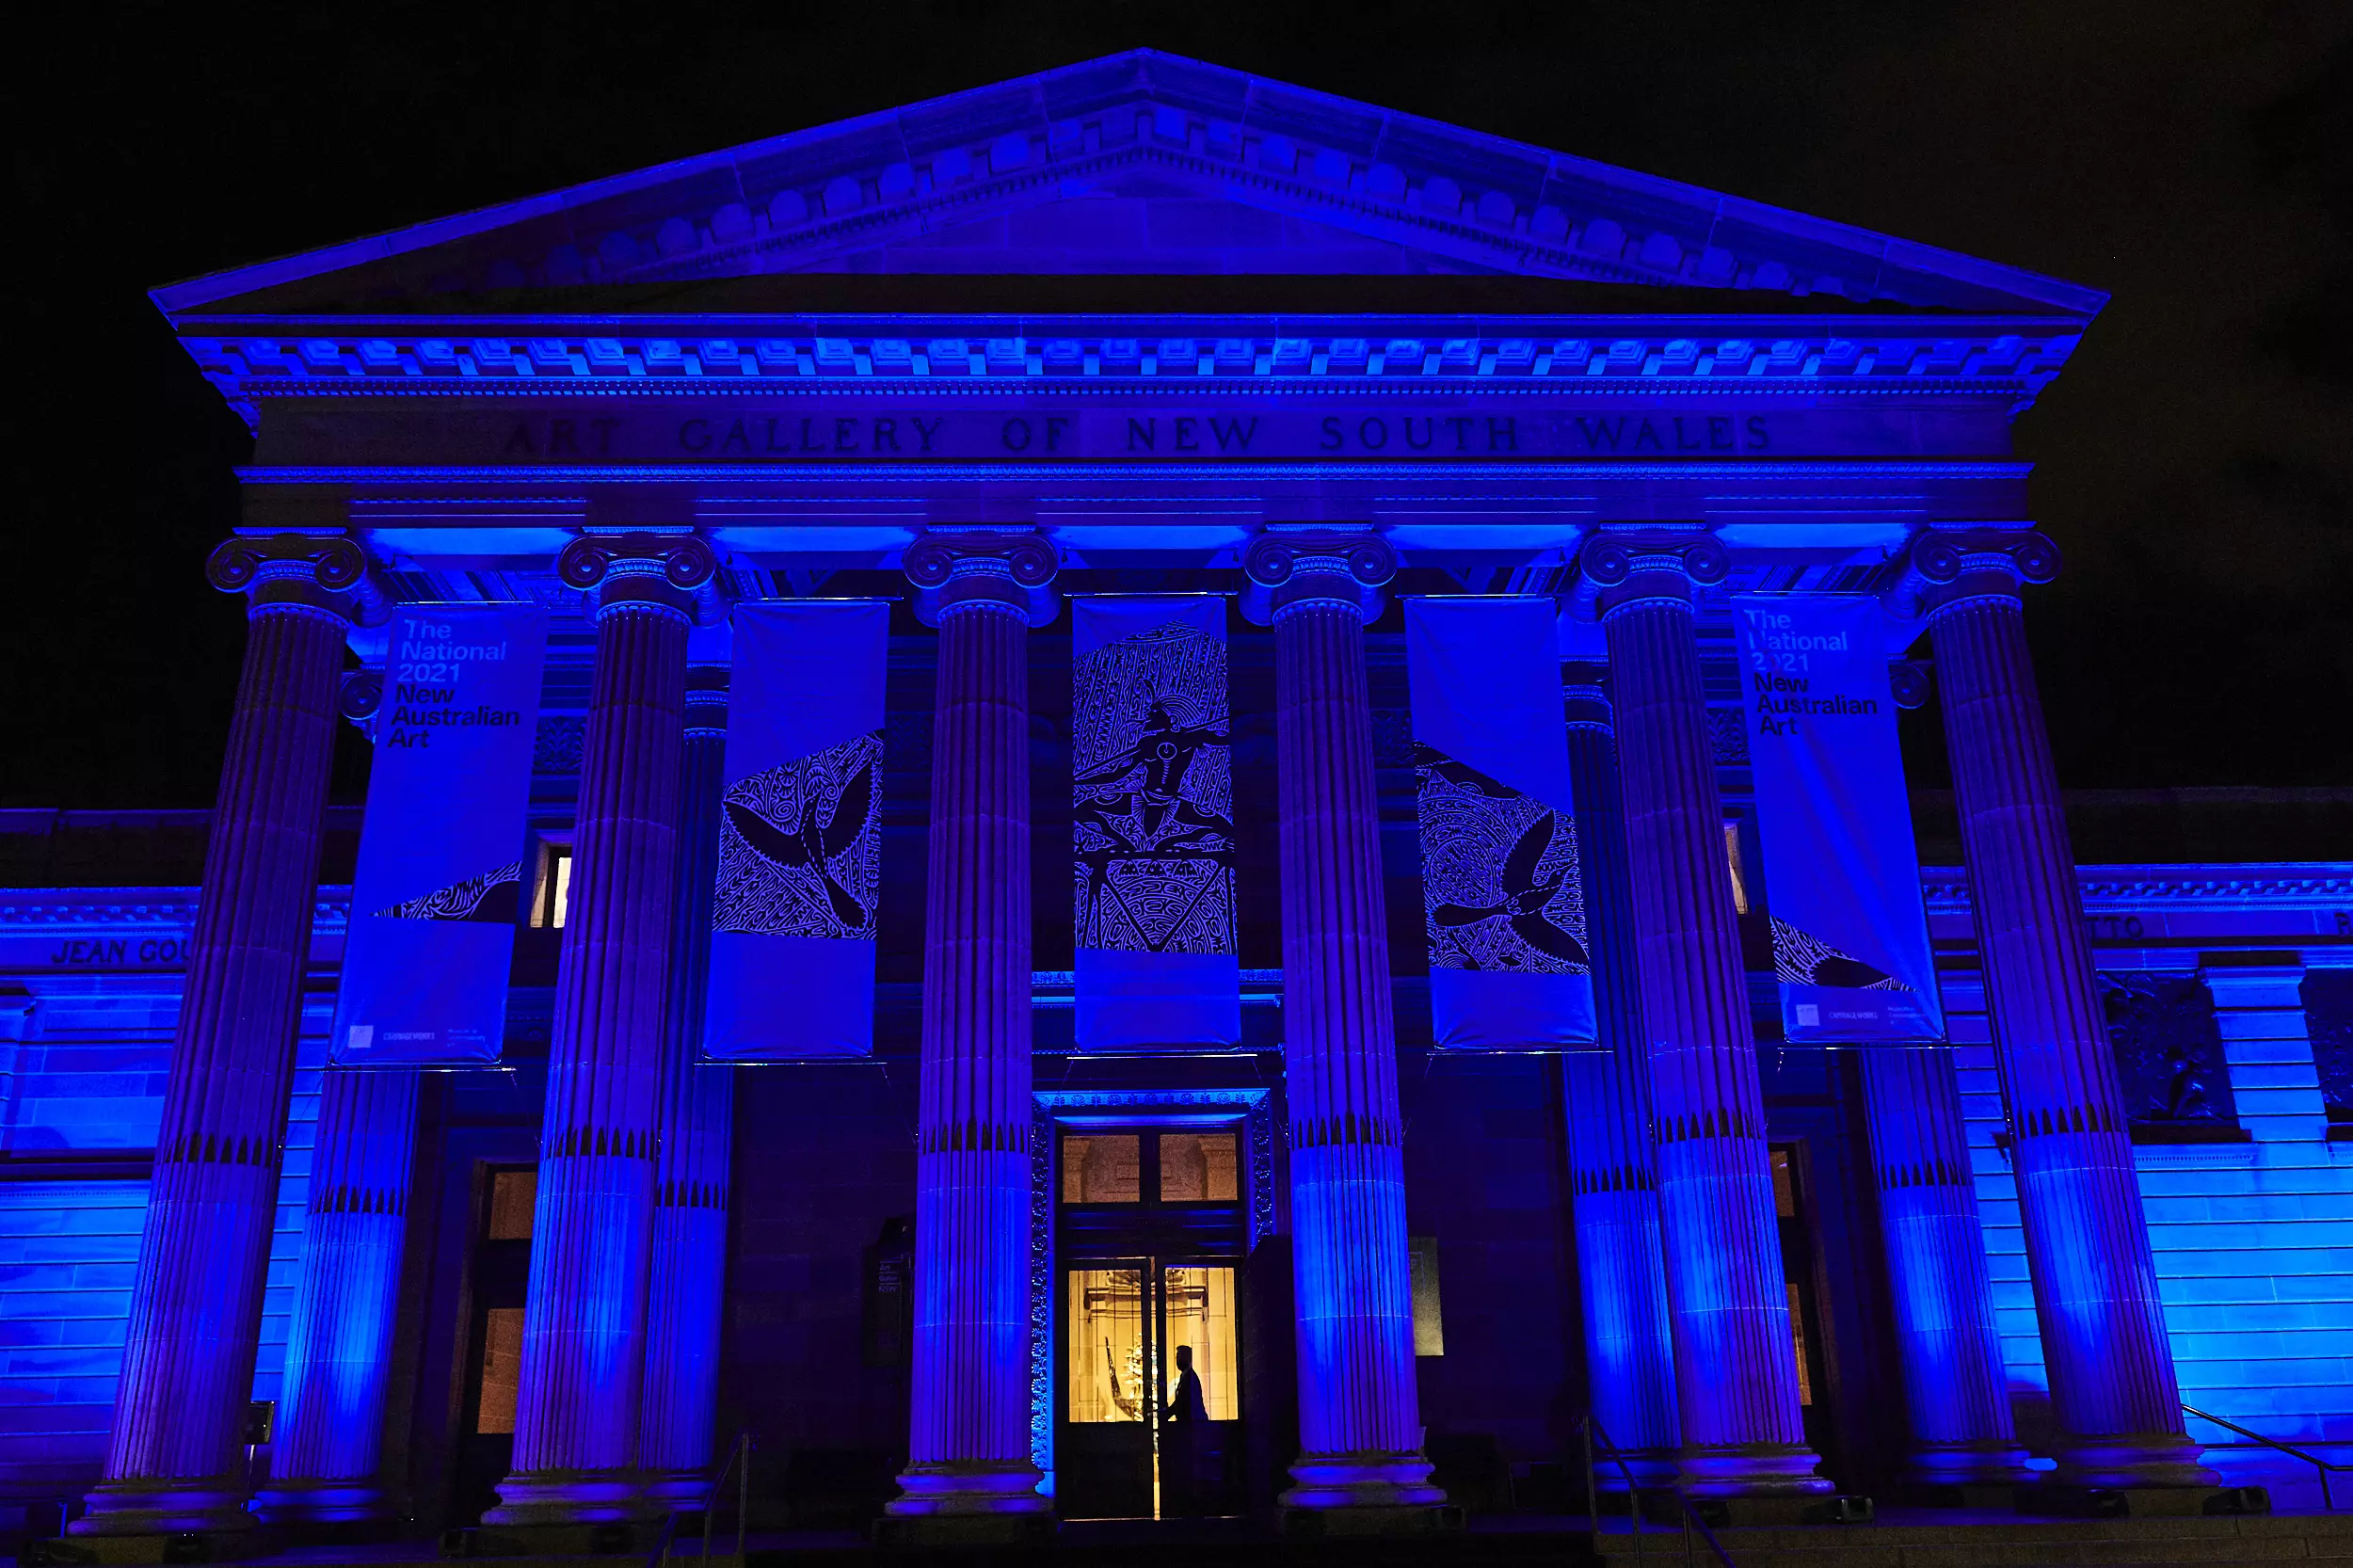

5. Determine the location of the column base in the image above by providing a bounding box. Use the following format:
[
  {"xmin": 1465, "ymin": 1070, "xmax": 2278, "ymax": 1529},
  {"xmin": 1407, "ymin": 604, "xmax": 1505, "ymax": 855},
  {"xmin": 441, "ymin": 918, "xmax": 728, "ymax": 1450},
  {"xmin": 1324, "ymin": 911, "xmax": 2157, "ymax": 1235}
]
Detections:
[
  {"xmin": 882, "ymin": 1461, "xmax": 1049, "ymax": 1520},
  {"xmin": 1593, "ymin": 1449, "xmax": 1680, "ymax": 1494},
  {"xmin": 248, "ymin": 1481, "xmax": 398, "ymax": 1527},
  {"xmin": 1898, "ymin": 1440, "xmax": 2038, "ymax": 1490},
  {"xmin": 1279, "ymin": 1451, "xmax": 1447, "ymax": 1512},
  {"xmin": 1675, "ymin": 1444, "xmax": 1834, "ymax": 1498},
  {"xmin": 481, "ymin": 1470, "xmax": 658, "ymax": 1528},
  {"xmin": 2047, "ymin": 1432, "xmax": 2219, "ymax": 1490},
  {"xmin": 69, "ymin": 1480, "xmax": 256, "ymax": 1539},
  {"xmin": 640, "ymin": 1472, "xmax": 712, "ymax": 1510}
]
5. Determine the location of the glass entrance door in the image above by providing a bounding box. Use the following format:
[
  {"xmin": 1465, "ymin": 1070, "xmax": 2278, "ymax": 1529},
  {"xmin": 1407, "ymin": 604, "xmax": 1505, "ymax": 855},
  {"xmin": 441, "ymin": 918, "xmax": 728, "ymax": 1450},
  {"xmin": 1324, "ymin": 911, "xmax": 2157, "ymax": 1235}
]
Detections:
[
  {"xmin": 1054, "ymin": 1125, "xmax": 1247, "ymax": 1520},
  {"xmin": 1059, "ymin": 1260, "xmax": 1241, "ymax": 1519}
]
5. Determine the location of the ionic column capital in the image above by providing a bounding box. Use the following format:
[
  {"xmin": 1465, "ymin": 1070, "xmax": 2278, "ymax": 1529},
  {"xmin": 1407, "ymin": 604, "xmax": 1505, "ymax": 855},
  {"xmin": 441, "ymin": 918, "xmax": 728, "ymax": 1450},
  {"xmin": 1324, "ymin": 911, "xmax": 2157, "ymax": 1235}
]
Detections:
[
  {"xmin": 904, "ymin": 528, "xmax": 1059, "ymax": 626},
  {"xmin": 206, "ymin": 534, "xmax": 385, "ymax": 624},
  {"xmin": 1240, "ymin": 528, "xmax": 1396, "ymax": 624},
  {"xmin": 557, "ymin": 532, "xmax": 718, "ymax": 622},
  {"xmin": 338, "ymin": 670, "xmax": 384, "ymax": 742},
  {"xmin": 1574, "ymin": 530, "xmax": 1730, "ymax": 620},
  {"xmin": 1888, "ymin": 659, "xmax": 1934, "ymax": 710},
  {"xmin": 1897, "ymin": 528, "xmax": 2062, "ymax": 621}
]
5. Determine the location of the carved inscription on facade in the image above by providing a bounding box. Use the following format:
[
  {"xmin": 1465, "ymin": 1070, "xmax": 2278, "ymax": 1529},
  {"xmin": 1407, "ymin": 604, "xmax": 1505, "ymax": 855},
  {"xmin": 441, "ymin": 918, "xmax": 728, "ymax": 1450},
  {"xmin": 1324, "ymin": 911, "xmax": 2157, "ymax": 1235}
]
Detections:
[{"xmin": 262, "ymin": 402, "xmax": 2009, "ymax": 465}]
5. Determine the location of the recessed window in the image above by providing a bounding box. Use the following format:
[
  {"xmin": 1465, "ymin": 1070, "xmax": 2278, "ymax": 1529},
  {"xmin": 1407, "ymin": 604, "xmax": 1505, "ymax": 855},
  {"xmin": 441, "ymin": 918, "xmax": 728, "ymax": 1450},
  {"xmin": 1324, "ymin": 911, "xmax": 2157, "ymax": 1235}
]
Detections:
[
  {"xmin": 532, "ymin": 842, "xmax": 573, "ymax": 928},
  {"xmin": 476, "ymin": 1307, "xmax": 524, "ymax": 1433},
  {"xmin": 487, "ymin": 1167, "xmax": 536, "ymax": 1240},
  {"xmin": 1410, "ymin": 1235, "xmax": 1445, "ymax": 1356},
  {"xmin": 1062, "ymin": 1134, "xmax": 1141, "ymax": 1204},
  {"xmin": 1770, "ymin": 1147, "xmax": 1798, "ymax": 1219},
  {"xmin": 1159, "ymin": 1132, "xmax": 1239, "ymax": 1202},
  {"xmin": 1725, "ymin": 822, "xmax": 1750, "ymax": 916}
]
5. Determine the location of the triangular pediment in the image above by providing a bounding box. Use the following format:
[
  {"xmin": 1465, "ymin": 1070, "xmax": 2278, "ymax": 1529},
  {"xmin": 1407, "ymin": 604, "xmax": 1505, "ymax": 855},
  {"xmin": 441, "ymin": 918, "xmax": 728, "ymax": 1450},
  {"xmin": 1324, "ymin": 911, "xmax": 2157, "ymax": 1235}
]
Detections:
[{"xmin": 155, "ymin": 49, "xmax": 2101, "ymax": 319}]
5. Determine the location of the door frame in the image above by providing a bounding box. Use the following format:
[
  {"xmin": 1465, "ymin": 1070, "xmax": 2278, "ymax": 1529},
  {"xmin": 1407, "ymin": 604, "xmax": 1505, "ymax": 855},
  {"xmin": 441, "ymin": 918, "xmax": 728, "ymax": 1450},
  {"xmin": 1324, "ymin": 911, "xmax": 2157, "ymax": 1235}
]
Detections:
[{"xmin": 1030, "ymin": 1090, "xmax": 1275, "ymax": 1507}]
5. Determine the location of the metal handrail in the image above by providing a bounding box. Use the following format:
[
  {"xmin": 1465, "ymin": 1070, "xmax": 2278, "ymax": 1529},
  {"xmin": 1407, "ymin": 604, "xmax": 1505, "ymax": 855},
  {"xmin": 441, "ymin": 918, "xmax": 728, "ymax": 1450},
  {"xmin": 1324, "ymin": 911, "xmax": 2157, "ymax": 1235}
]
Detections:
[
  {"xmin": 1579, "ymin": 1413, "xmax": 1737, "ymax": 1568},
  {"xmin": 702, "ymin": 1429, "xmax": 755, "ymax": 1561},
  {"xmin": 1578, "ymin": 1411, "xmax": 1648, "ymax": 1568},
  {"xmin": 643, "ymin": 1507, "xmax": 680, "ymax": 1568},
  {"xmin": 2184, "ymin": 1401, "xmax": 2345, "ymax": 1512},
  {"xmin": 648, "ymin": 1431, "xmax": 755, "ymax": 1568},
  {"xmin": 1670, "ymin": 1493, "xmax": 1740, "ymax": 1568}
]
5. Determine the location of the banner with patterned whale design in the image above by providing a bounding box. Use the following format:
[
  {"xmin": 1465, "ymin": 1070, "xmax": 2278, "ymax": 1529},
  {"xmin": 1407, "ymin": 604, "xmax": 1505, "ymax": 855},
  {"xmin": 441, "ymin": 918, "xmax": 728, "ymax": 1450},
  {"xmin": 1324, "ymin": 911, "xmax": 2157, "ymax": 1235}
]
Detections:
[
  {"xmin": 1405, "ymin": 597, "xmax": 1598, "ymax": 1049},
  {"xmin": 1733, "ymin": 595, "xmax": 1944, "ymax": 1043},
  {"xmin": 1072, "ymin": 596, "xmax": 1240, "ymax": 1049},
  {"xmin": 331, "ymin": 603, "xmax": 547, "ymax": 1065},
  {"xmin": 703, "ymin": 600, "xmax": 888, "ymax": 1059}
]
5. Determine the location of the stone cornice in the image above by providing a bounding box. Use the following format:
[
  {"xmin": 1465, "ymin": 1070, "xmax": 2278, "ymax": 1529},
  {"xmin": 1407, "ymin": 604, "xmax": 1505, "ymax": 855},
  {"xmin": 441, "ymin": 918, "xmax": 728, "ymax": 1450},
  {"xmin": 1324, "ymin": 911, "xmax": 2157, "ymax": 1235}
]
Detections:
[
  {"xmin": 185, "ymin": 325, "xmax": 2078, "ymax": 401},
  {"xmin": 0, "ymin": 888, "xmax": 352, "ymax": 930},
  {"xmin": 1923, "ymin": 865, "xmax": 2353, "ymax": 912}
]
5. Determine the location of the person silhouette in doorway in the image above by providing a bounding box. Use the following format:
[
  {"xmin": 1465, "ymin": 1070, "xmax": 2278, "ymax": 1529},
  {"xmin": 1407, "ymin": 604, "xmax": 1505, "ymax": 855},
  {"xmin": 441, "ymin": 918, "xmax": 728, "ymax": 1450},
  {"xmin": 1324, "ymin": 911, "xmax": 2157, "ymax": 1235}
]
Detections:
[{"xmin": 1163, "ymin": 1343, "xmax": 1211, "ymax": 1515}]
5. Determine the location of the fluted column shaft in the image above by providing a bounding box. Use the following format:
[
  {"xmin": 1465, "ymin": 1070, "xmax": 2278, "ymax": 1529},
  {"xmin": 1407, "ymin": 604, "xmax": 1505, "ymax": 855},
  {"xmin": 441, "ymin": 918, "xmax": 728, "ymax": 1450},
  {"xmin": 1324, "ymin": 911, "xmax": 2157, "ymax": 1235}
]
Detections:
[
  {"xmin": 1859, "ymin": 1047, "xmax": 2028, "ymax": 1485},
  {"xmin": 1561, "ymin": 675, "xmax": 1681, "ymax": 1486},
  {"xmin": 640, "ymin": 676, "xmax": 734, "ymax": 1499},
  {"xmin": 888, "ymin": 536, "xmax": 1054, "ymax": 1525},
  {"xmin": 79, "ymin": 541, "xmax": 359, "ymax": 1537},
  {"xmin": 490, "ymin": 536, "xmax": 711, "ymax": 1528},
  {"xmin": 1928, "ymin": 551, "xmax": 2207, "ymax": 1488},
  {"xmin": 259, "ymin": 1066, "xmax": 422, "ymax": 1520},
  {"xmin": 1241, "ymin": 535, "xmax": 1439, "ymax": 1516},
  {"xmin": 1594, "ymin": 546, "xmax": 1824, "ymax": 1498}
]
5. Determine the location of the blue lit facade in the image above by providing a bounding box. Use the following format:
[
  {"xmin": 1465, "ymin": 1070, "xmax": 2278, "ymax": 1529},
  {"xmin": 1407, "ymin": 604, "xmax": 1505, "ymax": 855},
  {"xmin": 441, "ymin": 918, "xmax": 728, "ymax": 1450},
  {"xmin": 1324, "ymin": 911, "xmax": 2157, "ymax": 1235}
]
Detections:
[{"xmin": 3, "ymin": 50, "xmax": 2350, "ymax": 1540}]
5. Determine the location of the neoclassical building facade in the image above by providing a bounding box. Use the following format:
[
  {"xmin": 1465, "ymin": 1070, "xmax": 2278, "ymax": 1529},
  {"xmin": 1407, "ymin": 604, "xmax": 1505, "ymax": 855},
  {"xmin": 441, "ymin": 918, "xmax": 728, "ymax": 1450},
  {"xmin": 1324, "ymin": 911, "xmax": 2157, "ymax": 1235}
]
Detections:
[{"xmin": 3, "ymin": 50, "xmax": 2350, "ymax": 1548}]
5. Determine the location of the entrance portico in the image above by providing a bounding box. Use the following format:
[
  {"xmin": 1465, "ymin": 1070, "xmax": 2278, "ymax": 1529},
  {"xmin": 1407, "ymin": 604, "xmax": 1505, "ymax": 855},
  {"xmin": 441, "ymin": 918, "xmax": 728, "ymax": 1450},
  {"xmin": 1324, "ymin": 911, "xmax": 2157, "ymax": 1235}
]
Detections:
[{"xmin": 69, "ymin": 47, "xmax": 2233, "ymax": 1551}]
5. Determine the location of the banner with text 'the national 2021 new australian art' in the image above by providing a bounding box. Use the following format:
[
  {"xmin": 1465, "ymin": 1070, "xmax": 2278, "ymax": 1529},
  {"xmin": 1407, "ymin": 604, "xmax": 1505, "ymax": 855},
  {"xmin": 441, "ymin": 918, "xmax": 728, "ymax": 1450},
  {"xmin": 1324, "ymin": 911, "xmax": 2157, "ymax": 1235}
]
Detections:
[
  {"xmin": 1733, "ymin": 595, "xmax": 1944, "ymax": 1044},
  {"xmin": 332, "ymin": 603, "xmax": 546, "ymax": 1066},
  {"xmin": 703, "ymin": 600, "xmax": 888, "ymax": 1060},
  {"xmin": 1405, "ymin": 596, "xmax": 1597, "ymax": 1049},
  {"xmin": 1071, "ymin": 595, "xmax": 1240, "ymax": 1050}
]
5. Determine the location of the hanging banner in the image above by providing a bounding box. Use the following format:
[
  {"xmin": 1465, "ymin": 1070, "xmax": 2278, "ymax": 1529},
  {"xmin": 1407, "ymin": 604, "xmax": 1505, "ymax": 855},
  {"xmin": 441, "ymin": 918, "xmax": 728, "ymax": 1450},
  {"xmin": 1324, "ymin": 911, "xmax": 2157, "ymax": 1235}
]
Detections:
[
  {"xmin": 1072, "ymin": 596, "xmax": 1239, "ymax": 1049},
  {"xmin": 704, "ymin": 600, "xmax": 888, "ymax": 1059},
  {"xmin": 1405, "ymin": 598, "xmax": 1597, "ymax": 1048},
  {"xmin": 331, "ymin": 604, "xmax": 546, "ymax": 1065},
  {"xmin": 1734, "ymin": 596, "xmax": 1945, "ymax": 1043}
]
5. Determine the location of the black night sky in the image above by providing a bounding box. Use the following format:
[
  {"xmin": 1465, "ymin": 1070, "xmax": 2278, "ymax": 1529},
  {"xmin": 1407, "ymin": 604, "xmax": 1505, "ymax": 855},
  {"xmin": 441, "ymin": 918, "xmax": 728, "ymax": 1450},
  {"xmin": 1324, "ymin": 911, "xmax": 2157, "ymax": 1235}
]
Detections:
[{"xmin": 11, "ymin": 1, "xmax": 2349, "ymax": 809}]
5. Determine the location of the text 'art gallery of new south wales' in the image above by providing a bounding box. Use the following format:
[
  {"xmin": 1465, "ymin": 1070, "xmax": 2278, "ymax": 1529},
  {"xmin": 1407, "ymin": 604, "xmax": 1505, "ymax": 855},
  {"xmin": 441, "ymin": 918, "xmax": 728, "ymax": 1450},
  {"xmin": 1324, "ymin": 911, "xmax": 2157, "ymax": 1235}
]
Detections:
[{"xmin": 9, "ymin": 49, "xmax": 2353, "ymax": 1557}]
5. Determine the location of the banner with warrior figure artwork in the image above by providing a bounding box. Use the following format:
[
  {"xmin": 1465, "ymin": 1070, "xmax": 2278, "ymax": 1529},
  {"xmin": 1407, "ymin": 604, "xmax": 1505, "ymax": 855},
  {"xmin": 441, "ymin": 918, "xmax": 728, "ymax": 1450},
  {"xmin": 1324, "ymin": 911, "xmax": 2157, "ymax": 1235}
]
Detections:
[
  {"xmin": 331, "ymin": 604, "xmax": 546, "ymax": 1065},
  {"xmin": 1072, "ymin": 596, "xmax": 1240, "ymax": 1050},
  {"xmin": 1405, "ymin": 598, "xmax": 1597, "ymax": 1048},
  {"xmin": 1734, "ymin": 596, "xmax": 1944, "ymax": 1043},
  {"xmin": 703, "ymin": 600, "xmax": 888, "ymax": 1059}
]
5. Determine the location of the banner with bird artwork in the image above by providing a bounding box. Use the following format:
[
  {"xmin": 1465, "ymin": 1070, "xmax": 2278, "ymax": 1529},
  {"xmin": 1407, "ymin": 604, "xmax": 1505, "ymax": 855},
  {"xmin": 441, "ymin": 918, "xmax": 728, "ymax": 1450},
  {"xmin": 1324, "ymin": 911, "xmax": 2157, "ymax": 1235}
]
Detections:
[
  {"xmin": 331, "ymin": 603, "xmax": 547, "ymax": 1065},
  {"xmin": 703, "ymin": 600, "xmax": 888, "ymax": 1059},
  {"xmin": 1404, "ymin": 598, "xmax": 1597, "ymax": 1049},
  {"xmin": 1072, "ymin": 596, "xmax": 1240, "ymax": 1049},
  {"xmin": 1733, "ymin": 595, "xmax": 1944, "ymax": 1043}
]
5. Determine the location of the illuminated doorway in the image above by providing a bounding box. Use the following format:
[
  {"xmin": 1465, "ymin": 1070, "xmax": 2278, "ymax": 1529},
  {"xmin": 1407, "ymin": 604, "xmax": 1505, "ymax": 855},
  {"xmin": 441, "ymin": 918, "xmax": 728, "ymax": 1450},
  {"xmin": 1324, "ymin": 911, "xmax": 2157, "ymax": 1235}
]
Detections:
[{"xmin": 1055, "ymin": 1127, "xmax": 1246, "ymax": 1519}]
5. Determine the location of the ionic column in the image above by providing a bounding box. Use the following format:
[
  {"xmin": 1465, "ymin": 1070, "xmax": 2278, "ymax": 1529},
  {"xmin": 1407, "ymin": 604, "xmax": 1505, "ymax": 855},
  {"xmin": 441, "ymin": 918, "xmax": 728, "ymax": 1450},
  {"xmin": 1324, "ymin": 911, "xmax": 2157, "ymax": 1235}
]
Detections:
[
  {"xmin": 488, "ymin": 534, "xmax": 715, "ymax": 1528},
  {"xmin": 77, "ymin": 536, "xmax": 369, "ymax": 1537},
  {"xmin": 884, "ymin": 532, "xmax": 1058, "ymax": 1537},
  {"xmin": 1858, "ymin": 1047, "xmax": 2032, "ymax": 1487},
  {"xmin": 257, "ymin": 667, "xmax": 422, "ymax": 1528},
  {"xmin": 1560, "ymin": 666, "xmax": 1681, "ymax": 1488},
  {"xmin": 1917, "ymin": 531, "xmax": 2210, "ymax": 1489},
  {"xmin": 1579, "ymin": 534, "xmax": 1826, "ymax": 1499},
  {"xmin": 1242, "ymin": 532, "xmax": 1443, "ymax": 1521},
  {"xmin": 640, "ymin": 668, "xmax": 734, "ymax": 1503}
]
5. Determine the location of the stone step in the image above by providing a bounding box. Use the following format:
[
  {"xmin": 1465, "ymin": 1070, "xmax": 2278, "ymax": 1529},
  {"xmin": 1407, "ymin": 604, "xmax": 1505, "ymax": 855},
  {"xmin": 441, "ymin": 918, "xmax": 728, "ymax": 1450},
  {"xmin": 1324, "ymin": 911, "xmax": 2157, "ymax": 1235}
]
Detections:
[{"xmin": 1592, "ymin": 1512, "xmax": 2353, "ymax": 1568}]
